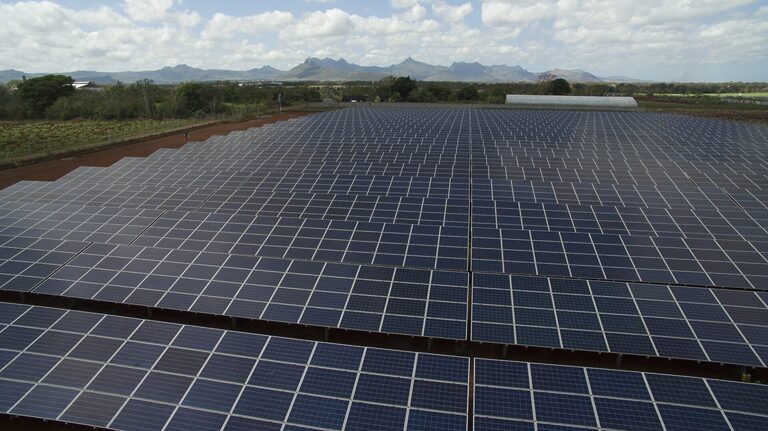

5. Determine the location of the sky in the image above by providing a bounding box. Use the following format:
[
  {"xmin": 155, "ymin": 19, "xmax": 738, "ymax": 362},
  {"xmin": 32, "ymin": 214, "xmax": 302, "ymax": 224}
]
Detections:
[{"xmin": 0, "ymin": 0, "xmax": 767, "ymax": 82}]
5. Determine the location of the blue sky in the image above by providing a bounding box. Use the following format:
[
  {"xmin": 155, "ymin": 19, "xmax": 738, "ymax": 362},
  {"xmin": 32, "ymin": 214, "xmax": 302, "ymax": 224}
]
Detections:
[{"xmin": 1, "ymin": 0, "xmax": 766, "ymax": 81}]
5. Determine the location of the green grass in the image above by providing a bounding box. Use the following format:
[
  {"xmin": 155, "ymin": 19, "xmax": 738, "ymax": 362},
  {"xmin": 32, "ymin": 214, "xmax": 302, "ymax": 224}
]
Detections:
[
  {"xmin": 657, "ymin": 93, "xmax": 768, "ymax": 98},
  {"xmin": 635, "ymin": 96, "xmax": 768, "ymax": 123},
  {"xmin": 0, "ymin": 118, "xmax": 206, "ymax": 161}
]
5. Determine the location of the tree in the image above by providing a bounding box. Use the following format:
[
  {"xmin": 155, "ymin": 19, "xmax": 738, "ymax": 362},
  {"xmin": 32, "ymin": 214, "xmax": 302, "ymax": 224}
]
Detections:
[
  {"xmin": 16, "ymin": 74, "xmax": 75, "ymax": 117},
  {"xmin": 390, "ymin": 76, "xmax": 417, "ymax": 99},
  {"xmin": 177, "ymin": 82, "xmax": 221, "ymax": 116},
  {"xmin": 134, "ymin": 79, "xmax": 159, "ymax": 118},
  {"xmin": 550, "ymin": 78, "xmax": 572, "ymax": 95},
  {"xmin": 457, "ymin": 85, "xmax": 480, "ymax": 101},
  {"xmin": 540, "ymin": 78, "xmax": 572, "ymax": 95}
]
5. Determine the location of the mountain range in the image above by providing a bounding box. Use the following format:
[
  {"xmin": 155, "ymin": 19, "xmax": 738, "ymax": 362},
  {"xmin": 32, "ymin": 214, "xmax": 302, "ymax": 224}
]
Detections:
[{"xmin": 0, "ymin": 57, "xmax": 648, "ymax": 84}]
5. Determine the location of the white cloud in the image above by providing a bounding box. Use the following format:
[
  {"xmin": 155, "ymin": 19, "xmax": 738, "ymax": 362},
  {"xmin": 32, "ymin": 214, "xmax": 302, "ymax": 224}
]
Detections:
[
  {"xmin": 203, "ymin": 11, "xmax": 293, "ymax": 40},
  {"xmin": 0, "ymin": 0, "xmax": 764, "ymax": 80},
  {"xmin": 123, "ymin": 0, "xmax": 178, "ymax": 22},
  {"xmin": 481, "ymin": 0, "xmax": 557, "ymax": 26},
  {"xmin": 391, "ymin": 0, "xmax": 420, "ymax": 9},
  {"xmin": 431, "ymin": 1, "xmax": 473, "ymax": 24},
  {"xmin": 280, "ymin": 8, "xmax": 354, "ymax": 40}
]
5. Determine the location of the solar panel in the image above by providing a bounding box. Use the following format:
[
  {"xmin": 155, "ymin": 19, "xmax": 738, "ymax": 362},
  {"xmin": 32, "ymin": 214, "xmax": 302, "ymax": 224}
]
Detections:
[
  {"xmin": 473, "ymin": 358, "xmax": 768, "ymax": 431},
  {"xmin": 2, "ymin": 106, "xmax": 768, "ymax": 429},
  {"xmin": 22, "ymin": 242, "xmax": 467, "ymax": 339},
  {"xmin": 0, "ymin": 302, "xmax": 469, "ymax": 430},
  {"xmin": 471, "ymin": 273, "xmax": 768, "ymax": 365}
]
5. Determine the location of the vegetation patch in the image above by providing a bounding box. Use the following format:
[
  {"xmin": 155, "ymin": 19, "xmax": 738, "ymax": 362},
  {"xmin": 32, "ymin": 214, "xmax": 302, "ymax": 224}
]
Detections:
[{"xmin": 0, "ymin": 119, "xmax": 202, "ymax": 161}]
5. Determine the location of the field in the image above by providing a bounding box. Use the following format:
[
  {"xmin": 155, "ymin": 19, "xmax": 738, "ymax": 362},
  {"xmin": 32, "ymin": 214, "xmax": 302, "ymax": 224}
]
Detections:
[
  {"xmin": 657, "ymin": 92, "xmax": 768, "ymax": 98},
  {"xmin": 636, "ymin": 95, "xmax": 768, "ymax": 123},
  {"xmin": 0, "ymin": 118, "xmax": 208, "ymax": 162}
]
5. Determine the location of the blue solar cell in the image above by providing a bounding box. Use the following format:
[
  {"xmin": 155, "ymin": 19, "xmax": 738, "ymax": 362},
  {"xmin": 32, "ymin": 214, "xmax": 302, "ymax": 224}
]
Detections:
[
  {"xmin": 346, "ymin": 402, "xmax": 407, "ymax": 431},
  {"xmin": 134, "ymin": 372, "xmax": 193, "ymax": 404},
  {"xmin": 87, "ymin": 365, "xmax": 147, "ymax": 396},
  {"xmin": 475, "ymin": 386, "xmax": 532, "ymax": 419},
  {"xmin": 415, "ymin": 353, "xmax": 468, "ymax": 383},
  {"xmin": 0, "ymin": 302, "xmax": 28, "ymax": 324},
  {"xmin": 68, "ymin": 335, "xmax": 123, "ymax": 362},
  {"xmin": 130, "ymin": 320, "xmax": 180, "ymax": 344},
  {"xmin": 657, "ymin": 404, "xmax": 730, "ymax": 431},
  {"xmin": 182, "ymin": 379, "xmax": 241, "ymax": 411},
  {"xmin": 0, "ymin": 326, "xmax": 43, "ymax": 350},
  {"xmin": 165, "ymin": 408, "xmax": 228, "ymax": 431},
  {"xmin": 224, "ymin": 416, "xmax": 282, "ymax": 431},
  {"xmin": 288, "ymin": 395, "xmax": 348, "ymax": 429},
  {"xmin": 172, "ymin": 326, "xmax": 222, "ymax": 350},
  {"xmin": 110, "ymin": 341, "xmax": 165, "ymax": 368},
  {"xmin": 110, "ymin": 399, "xmax": 175, "ymax": 431},
  {"xmin": 200, "ymin": 354, "xmax": 255, "ymax": 383},
  {"xmin": 0, "ymin": 353, "xmax": 58, "ymax": 381},
  {"xmin": 42, "ymin": 359, "xmax": 101, "ymax": 387},
  {"xmin": 0, "ymin": 380, "xmax": 33, "ymax": 412},
  {"xmin": 249, "ymin": 360, "xmax": 304, "ymax": 390},
  {"xmin": 594, "ymin": 398, "xmax": 662, "ymax": 431},
  {"xmin": 60, "ymin": 392, "xmax": 125, "ymax": 427},
  {"xmin": 411, "ymin": 380, "xmax": 467, "ymax": 413},
  {"xmin": 534, "ymin": 392, "xmax": 596, "ymax": 427},
  {"xmin": 587, "ymin": 368, "xmax": 651, "ymax": 400},
  {"xmin": 408, "ymin": 410, "xmax": 465, "ymax": 431},
  {"xmin": 725, "ymin": 412, "xmax": 768, "ymax": 431},
  {"xmin": 531, "ymin": 364, "xmax": 589, "ymax": 394},
  {"xmin": 474, "ymin": 417, "xmax": 535, "ymax": 431},
  {"xmin": 354, "ymin": 373, "xmax": 411, "ymax": 405},
  {"xmin": 26, "ymin": 330, "xmax": 82, "ymax": 355},
  {"xmin": 362, "ymin": 349, "xmax": 415, "ymax": 377},
  {"xmin": 708, "ymin": 380, "xmax": 768, "ymax": 416},
  {"xmin": 300, "ymin": 367, "xmax": 356, "ymax": 398},
  {"xmin": 51, "ymin": 310, "xmax": 101, "ymax": 333},
  {"xmin": 234, "ymin": 387, "xmax": 294, "ymax": 421},
  {"xmin": 646, "ymin": 374, "xmax": 717, "ymax": 408},
  {"xmin": 154, "ymin": 347, "xmax": 209, "ymax": 375},
  {"xmin": 11, "ymin": 384, "xmax": 79, "ymax": 419}
]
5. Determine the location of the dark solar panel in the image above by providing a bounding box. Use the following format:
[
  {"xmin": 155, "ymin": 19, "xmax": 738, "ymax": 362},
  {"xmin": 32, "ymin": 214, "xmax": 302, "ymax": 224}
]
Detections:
[
  {"xmin": 0, "ymin": 302, "xmax": 468, "ymax": 430},
  {"xmin": 2, "ymin": 107, "xmax": 768, "ymax": 429},
  {"xmin": 474, "ymin": 358, "xmax": 767, "ymax": 431}
]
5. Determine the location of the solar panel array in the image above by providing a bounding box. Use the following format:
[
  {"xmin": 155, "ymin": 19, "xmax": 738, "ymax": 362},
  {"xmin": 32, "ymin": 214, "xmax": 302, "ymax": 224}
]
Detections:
[
  {"xmin": 1, "ymin": 107, "xmax": 768, "ymax": 430},
  {"xmin": 0, "ymin": 302, "xmax": 469, "ymax": 430}
]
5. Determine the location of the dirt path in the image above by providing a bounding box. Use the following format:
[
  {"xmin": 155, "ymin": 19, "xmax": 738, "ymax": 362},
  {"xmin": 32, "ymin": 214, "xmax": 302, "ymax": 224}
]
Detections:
[{"xmin": 0, "ymin": 111, "xmax": 315, "ymax": 190}]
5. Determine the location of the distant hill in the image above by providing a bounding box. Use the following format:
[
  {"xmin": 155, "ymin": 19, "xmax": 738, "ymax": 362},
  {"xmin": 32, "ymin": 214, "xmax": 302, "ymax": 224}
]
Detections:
[{"xmin": 0, "ymin": 58, "xmax": 646, "ymax": 84}]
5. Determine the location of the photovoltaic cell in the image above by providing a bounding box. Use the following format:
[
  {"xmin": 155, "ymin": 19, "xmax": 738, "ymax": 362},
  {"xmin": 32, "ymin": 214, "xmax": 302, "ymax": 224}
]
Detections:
[
  {"xmin": 2, "ymin": 106, "xmax": 768, "ymax": 429},
  {"xmin": 0, "ymin": 302, "xmax": 468, "ymax": 430},
  {"xmin": 473, "ymin": 358, "xmax": 768, "ymax": 431}
]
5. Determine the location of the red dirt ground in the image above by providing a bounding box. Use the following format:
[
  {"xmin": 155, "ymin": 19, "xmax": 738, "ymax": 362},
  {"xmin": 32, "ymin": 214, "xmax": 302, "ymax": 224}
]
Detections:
[{"xmin": 0, "ymin": 111, "xmax": 315, "ymax": 190}]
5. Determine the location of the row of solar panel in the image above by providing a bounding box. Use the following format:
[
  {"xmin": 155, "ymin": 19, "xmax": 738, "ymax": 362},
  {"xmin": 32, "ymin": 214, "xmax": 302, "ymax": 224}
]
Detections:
[
  {"xmin": 3, "ymin": 235, "xmax": 768, "ymax": 365},
  {"xmin": 5, "ymin": 202, "xmax": 768, "ymax": 292},
  {"xmin": 70, "ymin": 146, "xmax": 768, "ymax": 191},
  {"xmin": 0, "ymin": 302, "xmax": 469, "ymax": 431},
  {"xmin": 7, "ymin": 175, "xmax": 761, "ymax": 215},
  {"xmin": 95, "ymin": 147, "xmax": 768, "ymax": 183},
  {"xmin": 1, "ymin": 239, "xmax": 469, "ymax": 340},
  {"xmin": 5, "ymin": 194, "xmax": 766, "ymax": 249},
  {"xmin": 474, "ymin": 227, "xmax": 768, "ymax": 289},
  {"xmin": 1, "ymin": 303, "xmax": 766, "ymax": 431},
  {"xmin": 10, "ymin": 202, "xmax": 766, "ymax": 293},
  {"xmin": 65, "ymin": 108, "xmax": 768, "ymax": 158},
  {"xmin": 6, "ymin": 194, "xmax": 765, "ymax": 249},
  {"xmin": 53, "ymin": 158, "xmax": 768, "ymax": 189},
  {"xmin": 471, "ymin": 274, "xmax": 768, "ymax": 366}
]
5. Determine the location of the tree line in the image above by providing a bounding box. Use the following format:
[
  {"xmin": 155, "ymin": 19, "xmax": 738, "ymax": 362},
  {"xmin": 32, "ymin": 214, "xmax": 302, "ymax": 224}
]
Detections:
[
  {"xmin": 0, "ymin": 75, "xmax": 322, "ymax": 121},
  {"xmin": 1, "ymin": 74, "xmax": 765, "ymax": 121}
]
